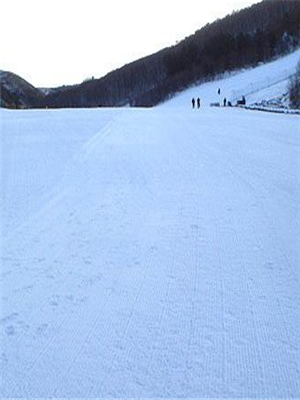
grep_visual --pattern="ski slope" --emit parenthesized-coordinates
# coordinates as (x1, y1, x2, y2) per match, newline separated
(1, 103, 299, 399)
(166, 48, 300, 107)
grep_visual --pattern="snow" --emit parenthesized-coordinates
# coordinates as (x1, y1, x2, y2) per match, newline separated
(1, 53, 300, 398)
(165, 48, 300, 107)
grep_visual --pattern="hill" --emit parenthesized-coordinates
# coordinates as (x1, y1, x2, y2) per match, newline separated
(164, 47, 300, 110)
(1, 0, 299, 109)
(0, 71, 45, 109)
(44, 0, 300, 108)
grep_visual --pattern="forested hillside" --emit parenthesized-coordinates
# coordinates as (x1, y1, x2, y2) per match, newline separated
(0, 71, 45, 108)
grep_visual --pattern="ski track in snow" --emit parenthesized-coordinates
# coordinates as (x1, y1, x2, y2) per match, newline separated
(1, 104, 300, 398)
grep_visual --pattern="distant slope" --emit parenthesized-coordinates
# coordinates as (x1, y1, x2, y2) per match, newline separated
(0, 71, 44, 108)
(163, 48, 300, 108)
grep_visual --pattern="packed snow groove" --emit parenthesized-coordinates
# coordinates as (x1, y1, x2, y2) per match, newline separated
(1, 100, 300, 398)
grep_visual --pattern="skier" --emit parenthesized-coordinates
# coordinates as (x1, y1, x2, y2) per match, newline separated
(197, 98, 201, 109)
(223, 98, 227, 107)
(218, 88, 221, 95)
(192, 98, 195, 108)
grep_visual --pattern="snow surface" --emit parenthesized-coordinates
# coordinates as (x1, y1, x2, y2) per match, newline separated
(165, 48, 300, 107)
(1, 53, 300, 399)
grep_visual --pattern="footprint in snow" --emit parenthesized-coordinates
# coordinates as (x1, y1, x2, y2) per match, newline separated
(264, 262, 274, 270)
(1, 312, 19, 325)
(1, 352, 8, 363)
(5, 325, 16, 336)
(36, 323, 48, 335)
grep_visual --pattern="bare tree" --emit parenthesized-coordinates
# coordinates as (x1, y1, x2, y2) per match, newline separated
(289, 60, 300, 109)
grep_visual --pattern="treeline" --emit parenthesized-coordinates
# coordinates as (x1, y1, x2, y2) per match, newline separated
(45, 54, 168, 107)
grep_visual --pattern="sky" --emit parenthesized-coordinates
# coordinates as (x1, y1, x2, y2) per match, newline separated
(0, 0, 262, 88)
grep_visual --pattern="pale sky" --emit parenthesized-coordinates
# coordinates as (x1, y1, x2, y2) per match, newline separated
(0, 0, 262, 88)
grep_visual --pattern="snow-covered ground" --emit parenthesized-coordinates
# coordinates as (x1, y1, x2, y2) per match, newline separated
(166, 48, 300, 108)
(1, 103, 299, 398)
(1, 50, 300, 398)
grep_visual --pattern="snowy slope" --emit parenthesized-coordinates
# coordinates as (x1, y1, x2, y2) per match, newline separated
(164, 48, 300, 108)
(1, 105, 299, 398)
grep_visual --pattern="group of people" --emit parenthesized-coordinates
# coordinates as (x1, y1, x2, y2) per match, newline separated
(191, 97, 201, 109)
(191, 88, 239, 108)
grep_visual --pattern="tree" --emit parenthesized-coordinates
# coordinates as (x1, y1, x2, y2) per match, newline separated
(289, 60, 300, 109)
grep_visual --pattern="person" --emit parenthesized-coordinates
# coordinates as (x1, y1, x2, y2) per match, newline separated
(237, 96, 246, 106)
(223, 98, 227, 107)
(218, 88, 221, 95)
(197, 98, 201, 109)
(192, 98, 195, 108)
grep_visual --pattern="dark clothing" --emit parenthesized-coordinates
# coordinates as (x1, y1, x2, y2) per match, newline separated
(223, 98, 227, 107)
(218, 88, 221, 95)
(197, 98, 200, 109)
(237, 96, 246, 105)
(192, 98, 195, 108)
